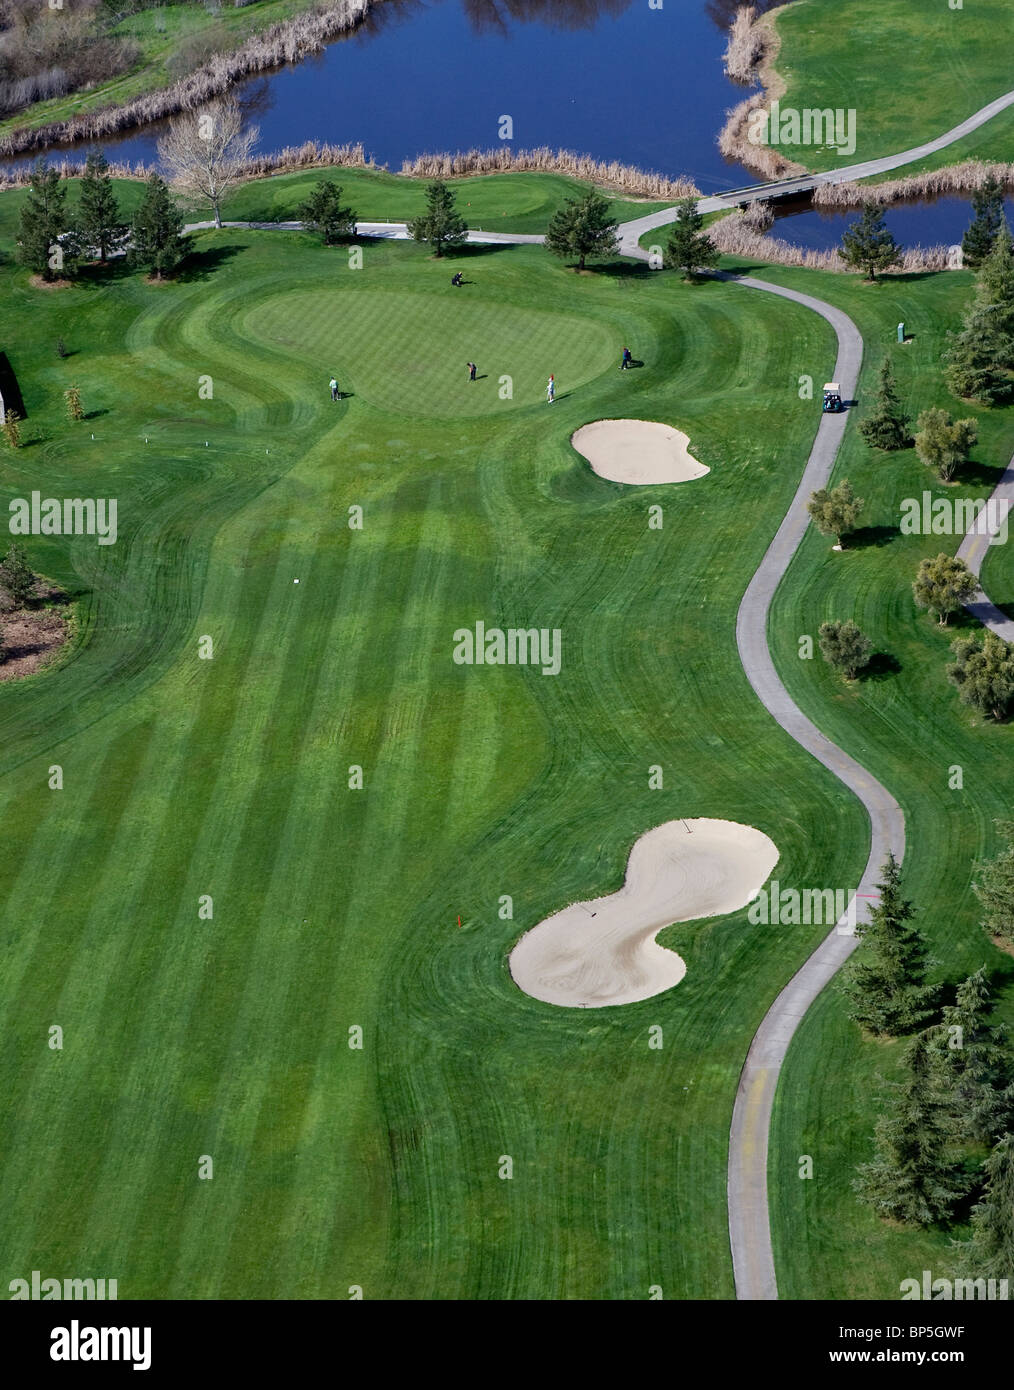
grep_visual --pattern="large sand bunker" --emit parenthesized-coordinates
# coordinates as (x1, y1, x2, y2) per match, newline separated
(571, 419, 709, 484)
(509, 819, 779, 1008)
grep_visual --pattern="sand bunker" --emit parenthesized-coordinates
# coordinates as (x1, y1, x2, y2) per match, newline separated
(571, 419, 709, 485)
(509, 819, 779, 1008)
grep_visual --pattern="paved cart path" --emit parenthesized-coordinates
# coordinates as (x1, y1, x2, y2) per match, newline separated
(957, 452, 1014, 643)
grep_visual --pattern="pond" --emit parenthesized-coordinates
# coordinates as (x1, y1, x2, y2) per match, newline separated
(5, 0, 1003, 251)
(773, 195, 1014, 256)
(8, 0, 772, 192)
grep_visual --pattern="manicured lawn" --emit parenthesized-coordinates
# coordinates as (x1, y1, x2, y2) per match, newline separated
(10, 170, 668, 242)
(220, 167, 671, 235)
(772, 0, 1014, 171)
(3, 175, 1011, 1299)
(1, 189, 875, 1298)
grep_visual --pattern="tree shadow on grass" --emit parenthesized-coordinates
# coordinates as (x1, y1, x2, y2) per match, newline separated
(860, 651, 901, 682)
(953, 457, 1007, 488)
(0, 351, 26, 419)
(714, 263, 770, 281)
(939, 607, 982, 634)
(175, 244, 247, 282)
(596, 260, 655, 282)
(74, 257, 135, 288)
(889, 270, 943, 285)
(850, 524, 899, 548)
(449, 240, 515, 258)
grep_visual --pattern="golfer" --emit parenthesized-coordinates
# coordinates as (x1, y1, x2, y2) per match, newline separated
(468, 362, 477, 382)
(547, 375, 555, 404)
(621, 347, 632, 370)
(329, 377, 339, 401)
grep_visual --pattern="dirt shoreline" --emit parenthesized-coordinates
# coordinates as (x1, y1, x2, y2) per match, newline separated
(719, 8, 808, 182)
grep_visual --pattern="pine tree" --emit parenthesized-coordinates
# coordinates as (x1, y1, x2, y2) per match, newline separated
(77, 150, 124, 262)
(65, 386, 84, 422)
(930, 969, 1014, 1144)
(841, 852, 938, 1036)
(944, 306, 1013, 405)
(854, 1033, 967, 1226)
(858, 356, 911, 450)
(17, 159, 70, 282)
(840, 202, 903, 280)
(130, 174, 191, 280)
(663, 196, 719, 280)
(975, 222, 1014, 355)
(962, 174, 1007, 270)
(0, 541, 35, 606)
(545, 189, 619, 272)
(298, 178, 357, 246)
(973, 821, 1014, 948)
(407, 180, 468, 258)
(944, 226, 1014, 402)
(952, 1134, 1014, 1283)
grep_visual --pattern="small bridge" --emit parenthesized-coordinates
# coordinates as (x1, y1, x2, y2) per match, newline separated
(619, 86, 1014, 253)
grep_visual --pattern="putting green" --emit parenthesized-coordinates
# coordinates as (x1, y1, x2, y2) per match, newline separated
(242, 286, 617, 417)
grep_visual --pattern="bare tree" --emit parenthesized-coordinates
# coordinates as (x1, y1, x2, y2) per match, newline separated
(158, 99, 258, 229)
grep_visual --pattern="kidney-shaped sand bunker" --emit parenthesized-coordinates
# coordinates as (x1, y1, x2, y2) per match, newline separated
(572, 418, 709, 484)
(509, 819, 778, 1008)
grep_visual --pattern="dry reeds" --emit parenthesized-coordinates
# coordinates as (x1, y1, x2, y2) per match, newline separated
(813, 159, 1014, 209)
(231, 140, 378, 177)
(718, 96, 808, 181)
(711, 210, 954, 272)
(723, 6, 767, 84)
(399, 146, 699, 199)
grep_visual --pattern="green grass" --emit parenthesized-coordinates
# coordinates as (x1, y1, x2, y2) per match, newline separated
(2, 175, 1012, 1299)
(0, 185, 879, 1299)
(772, 0, 1014, 172)
(23, 171, 668, 243)
(220, 168, 672, 237)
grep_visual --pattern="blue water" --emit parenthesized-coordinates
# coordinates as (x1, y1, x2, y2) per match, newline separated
(774, 196, 1014, 253)
(19, 0, 765, 193)
(6, 0, 990, 248)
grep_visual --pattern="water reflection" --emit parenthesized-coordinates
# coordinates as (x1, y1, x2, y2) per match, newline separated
(461, 0, 633, 33)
